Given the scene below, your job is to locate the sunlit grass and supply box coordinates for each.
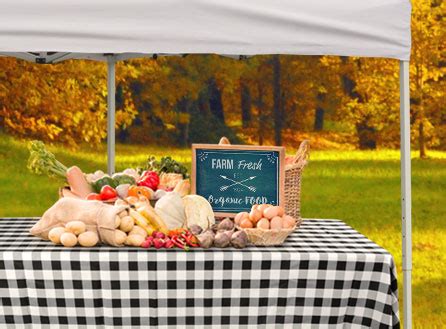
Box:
[0,132,445,327]
[308,149,446,161]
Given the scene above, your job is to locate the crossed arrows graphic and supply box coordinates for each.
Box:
[220,175,257,192]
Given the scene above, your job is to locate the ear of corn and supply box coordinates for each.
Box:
[137,205,169,234]
[130,210,155,235]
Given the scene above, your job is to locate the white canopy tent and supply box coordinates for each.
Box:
[0,0,412,326]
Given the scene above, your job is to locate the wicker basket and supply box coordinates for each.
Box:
[284,140,310,220]
[237,219,302,246]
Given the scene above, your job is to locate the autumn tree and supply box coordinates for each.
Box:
[410,0,446,157]
[1,0,444,153]
[0,58,140,147]
[337,0,446,154]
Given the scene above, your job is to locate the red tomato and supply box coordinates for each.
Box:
[86,193,101,201]
[99,185,118,200]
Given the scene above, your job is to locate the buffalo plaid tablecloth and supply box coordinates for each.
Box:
[0,218,399,328]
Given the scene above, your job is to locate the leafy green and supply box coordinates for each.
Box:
[92,175,118,192]
[27,140,67,180]
[147,156,189,178]
[112,173,136,186]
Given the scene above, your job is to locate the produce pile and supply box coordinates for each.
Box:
[27,141,250,249]
[28,140,190,202]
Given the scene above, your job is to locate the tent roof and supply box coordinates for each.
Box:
[0,0,411,61]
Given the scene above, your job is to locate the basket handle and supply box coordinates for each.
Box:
[290,140,310,168]
[219,136,231,145]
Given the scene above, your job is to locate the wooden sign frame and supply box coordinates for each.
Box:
[191,143,285,217]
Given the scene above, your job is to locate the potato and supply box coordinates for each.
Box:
[114,216,121,229]
[60,232,78,247]
[263,206,280,219]
[129,226,148,239]
[78,231,99,247]
[119,216,134,233]
[257,204,272,213]
[234,212,248,226]
[249,208,262,224]
[115,230,127,245]
[283,215,296,229]
[240,218,253,229]
[125,234,145,247]
[65,221,86,235]
[256,218,270,230]
[48,227,66,244]
[270,216,283,230]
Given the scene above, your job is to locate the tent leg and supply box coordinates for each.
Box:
[400,60,411,328]
[107,56,116,175]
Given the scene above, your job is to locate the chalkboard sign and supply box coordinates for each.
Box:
[192,144,285,217]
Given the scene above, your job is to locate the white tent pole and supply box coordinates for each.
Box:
[400,60,411,328]
[107,55,116,175]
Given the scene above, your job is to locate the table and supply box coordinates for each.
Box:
[0,218,399,328]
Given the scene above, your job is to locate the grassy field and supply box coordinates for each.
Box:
[0,133,445,327]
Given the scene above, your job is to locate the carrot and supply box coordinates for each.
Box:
[66,166,93,198]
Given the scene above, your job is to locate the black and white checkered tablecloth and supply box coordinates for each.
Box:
[0,218,399,328]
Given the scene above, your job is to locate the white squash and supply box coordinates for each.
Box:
[182,195,215,230]
[154,192,186,230]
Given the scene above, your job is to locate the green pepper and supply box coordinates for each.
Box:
[112,173,136,186]
[92,175,117,192]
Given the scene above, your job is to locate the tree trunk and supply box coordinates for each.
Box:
[177,97,190,147]
[207,78,225,123]
[417,90,427,158]
[240,79,252,128]
[419,120,427,159]
[314,93,325,131]
[272,55,282,146]
[256,84,265,145]
[356,120,377,150]
[341,58,377,149]
[314,108,325,131]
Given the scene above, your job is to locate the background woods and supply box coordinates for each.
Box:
[0,0,445,155]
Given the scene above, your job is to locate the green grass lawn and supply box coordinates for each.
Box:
[1,133,445,327]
